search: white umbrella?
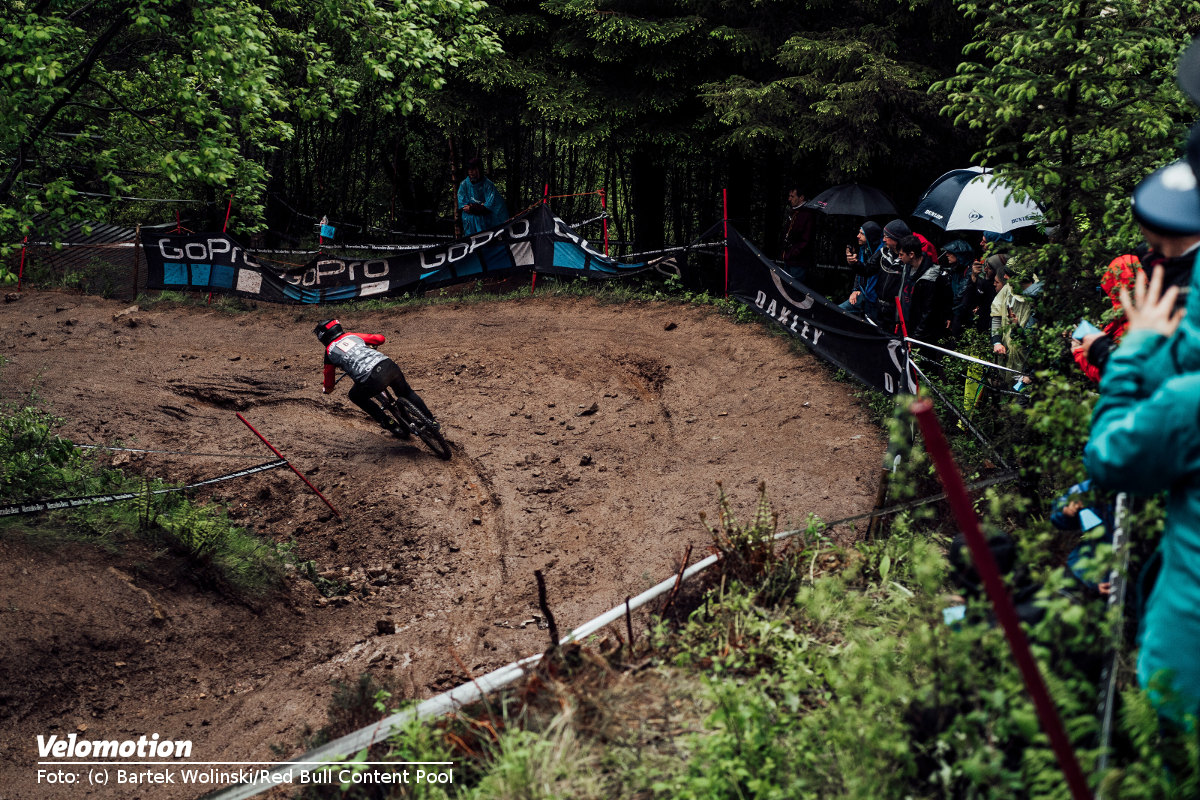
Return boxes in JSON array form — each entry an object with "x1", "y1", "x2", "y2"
[{"x1": 913, "y1": 167, "x2": 1043, "y2": 233}]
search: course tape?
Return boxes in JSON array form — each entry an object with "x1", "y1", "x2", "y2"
[
  {"x1": 908, "y1": 359, "x2": 1013, "y2": 471},
  {"x1": 202, "y1": 469, "x2": 1017, "y2": 800},
  {"x1": 903, "y1": 336, "x2": 1023, "y2": 374},
  {"x1": 0, "y1": 459, "x2": 287, "y2": 518}
]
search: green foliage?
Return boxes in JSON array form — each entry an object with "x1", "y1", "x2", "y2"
[
  {"x1": 934, "y1": 0, "x2": 1199, "y2": 317},
  {"x1": 0, "y1": 404, "x2": 85, "y2": 500},
  {"x1": 698, "y1": 0, "x2": 974, "y2": 182},
  {"x1": 0, "y1": 401, "x2": 285, "y2": 596},
  {"x1": 346, "y1": 453, "x2": 1187, "y2": 798},
  {"x1": 0, "y1": 0, "x2": 500, "y2": 251}
]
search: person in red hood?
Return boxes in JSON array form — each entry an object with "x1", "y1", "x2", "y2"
[
  {"x1": 314, "y1": 319, "x2": 437, "y2": 437},
  {"x1": 1072, "y1": 255, "x2": 1141, "y2": 383}
]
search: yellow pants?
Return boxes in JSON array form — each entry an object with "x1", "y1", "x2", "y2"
[{"x1": 964, "y1": 362, "x2": 984, "y2": 414}]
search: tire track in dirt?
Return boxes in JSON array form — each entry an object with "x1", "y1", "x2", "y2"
[{"x1": 0, "y1": 291, "x2": 887, "y2": 800}]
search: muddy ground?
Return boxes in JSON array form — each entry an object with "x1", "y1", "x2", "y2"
[{"x1": 0, "y1": 288, "x2": 886, "y2": 799}]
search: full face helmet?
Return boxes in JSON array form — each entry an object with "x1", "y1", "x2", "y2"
[{"x1": 314, "y1": 319, "x2": 344, "y2": 346}]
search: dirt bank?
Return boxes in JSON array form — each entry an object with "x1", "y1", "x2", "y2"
[{"x1": 0, "y1": 289, "x2": 885, "y2": 799}]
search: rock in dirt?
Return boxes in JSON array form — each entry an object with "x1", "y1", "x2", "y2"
[
  {"x1": 5, "y1": 292, "x2": 22, "y2": 303},
  {"x1": 576, "y1": 402, "x2": 599, "y2": 417},
  {"x1": 113, "y1": 305, "x2": 139, "y2": 320},
  {"x1": 375, "y1": 619, "x2": 396, "y2": 635}
]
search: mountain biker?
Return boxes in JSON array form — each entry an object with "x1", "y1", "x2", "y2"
[{"x1": 314, "y1": 319, "x2": 438, "y2": 438}]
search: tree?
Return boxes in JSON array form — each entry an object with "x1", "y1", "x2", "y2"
[
  {"x1": 934, "y1": 0, "x2": 1199, "y2": 309},
  {"x1": 698, "y1": 0, "x2": 975, "y2": 199},
  {"x1": 0, "y1": 0, "x2": 499, "y2": 251}
]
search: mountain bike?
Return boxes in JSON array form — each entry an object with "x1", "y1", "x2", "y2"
[{"x1": 378, "y1": 386, "x2": 451, "y2": 460}]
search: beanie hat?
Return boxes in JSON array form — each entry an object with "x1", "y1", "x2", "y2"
[
  {"x1": 984, "y1": 253, "x2": 1008, "y2": 275},
  {"x1": 882, "y1": 219, "x2": 911, "y2": 240},
  {"x1": 999, "y1": 257, "x2": 1032, "y2": 285}
]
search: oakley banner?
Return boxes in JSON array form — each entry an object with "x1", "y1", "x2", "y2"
[
  {"x1": 142, "y1": 206, "x2": 655, "y2": 304},
  {"x1": 722, "y1": 224, "x2": 915, "y2": 396}
]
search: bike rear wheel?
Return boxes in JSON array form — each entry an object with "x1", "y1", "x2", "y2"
[{"x1": 396, "y1": 397, "x2": 452, "y2": 460}]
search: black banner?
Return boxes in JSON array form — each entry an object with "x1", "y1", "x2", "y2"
[
  {"x1": 0, "y1": 459, "x2": 287, "y2": 517},
  {"x1": 143, "y1": 206, "x2": 656, "y2": 304},
  {"x1": 722, "y1": 224, "x2": 915, "y2": 396}
]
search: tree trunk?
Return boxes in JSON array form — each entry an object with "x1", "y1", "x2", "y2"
[{"x1": 630, "y1": 146, "x2": 665, "y2": 253}]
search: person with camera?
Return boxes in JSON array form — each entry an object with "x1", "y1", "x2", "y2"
[
  {"x1": 838, "y1": 221, "x2": 883, "y2": 321},
  {"x1": 457, "y1": 156, "x2": 509, "y2": 236}
]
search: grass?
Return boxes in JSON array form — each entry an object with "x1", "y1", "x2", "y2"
[
  {"x1": 0, "y1": 402, "x2": 290, "y2": 598},
  {"x1": 284, "y1": 462, "x2": 1191, "y2": 800}
]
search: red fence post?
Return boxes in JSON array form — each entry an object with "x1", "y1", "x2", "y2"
[
  {"x1": 722, "y1": 188, "x2": 729, "y2": 298},
  {"x1": 236, "y1": 413, "x2": 342, "y2": 520},
  {"x1": 600, "y1": 188, "x2": 609, "y2": 257},
  {"x1": 16, "y1": 235, "x2": 27, "y2": 292},
  {"x1": 910, "y1": 398, "x2": 1092, "y2": 800}
]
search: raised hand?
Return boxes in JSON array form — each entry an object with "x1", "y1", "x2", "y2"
[{"x1": 1119, "y1": 266, "x2": 1185, "y2": 338}]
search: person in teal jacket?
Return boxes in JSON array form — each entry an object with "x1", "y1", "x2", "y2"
[
  {"x1": 457, "y1": 157, "x2": 509, "y2": 236},
  {"x1": 1085, "y1": 159, "x2": 1200, "y2": 726}
]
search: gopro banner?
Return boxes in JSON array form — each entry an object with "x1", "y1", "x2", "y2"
[
  {"x1": 143, "y1": 206, "x2": 655, "y2": 304},
  {"x1": 721, "y1": 224, "x2": 915, "y2": 396}
]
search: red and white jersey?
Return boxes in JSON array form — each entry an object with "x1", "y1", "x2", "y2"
[{"x1": 322, "y1": 332, "x2": 387, "y2": 391}]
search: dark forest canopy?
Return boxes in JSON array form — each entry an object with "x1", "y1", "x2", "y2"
[{"x1": 2, "y1": 0, "x2": 1198, "y2": 274}]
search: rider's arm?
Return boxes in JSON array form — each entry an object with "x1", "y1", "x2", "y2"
[
  {"x1": 356, "y1": 332, "x2": 386, "y2": 347},
  {"x1": 322, "y1": 362, "x2": 336, "y2": 394}
]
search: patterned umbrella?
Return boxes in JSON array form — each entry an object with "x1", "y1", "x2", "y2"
[
  {"x1": 913, "y1": 167, "x2": 1043, "y2": 233},
  {"x1": 803, "y1": 183, "x2": 898, "y2": 217}
]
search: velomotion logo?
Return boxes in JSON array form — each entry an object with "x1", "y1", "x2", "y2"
[{"x1": 38, "y1": 733, "x2": 193, "y2": 759}]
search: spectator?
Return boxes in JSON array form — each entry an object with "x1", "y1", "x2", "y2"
[
  {"x1": 458, "y1": 156, "x2": 509, "y2": 236},
  {"x1": 990, "y1": 260, "x2": 1042, "y2": 364},
  {"x1": 945, "y1": 531, "x2": 1045, "y2": 627},
  {"x1": 1048, "y1": 480, "x2": 1114, "y2": 598},
  {"x1": 1084, "y1": 157, "x2": 1200, "y2": 727},
  {"x1": 1075, "y1": 171, "x2": 1200, "y2": 382},
  {"x1": 941, "y1": 240, "x2": 975, "y2": 337},
  {"x1": 781, "y1": 185, "x2": 817, "y2": 282},
  {"x1": 964, "y1": 253, "x2": 1005, "y2": 335},
  {"x1": 875, "y1": 219, "x2": 910, "y2": 332},
  {"x1": 839, "y1": 221, "x2": 883, "y2": 321},
  {"x1": 961, "y1": 254, "x2": 1005, "y2": 415},
  {"x1": 980, "y1": 229, "x2": 1013, "y2": 253},
  {"x1": 1071, "y1": 254, "x2": 1141, "y2": 383},
  {"x1": 896, "y1": 234, "x2": 949, "y2": 342}
]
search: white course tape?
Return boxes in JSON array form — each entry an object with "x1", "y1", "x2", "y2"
[
  {"x1": 201, "y1": 551, "x2": 721, "y2": 800},
  {"x1": 903, "y1": 336, "x2": 1024, "y2": 374}
]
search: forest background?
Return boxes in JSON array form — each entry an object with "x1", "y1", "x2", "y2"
[
  {"x1": 6, "y1": 0, "x2": 1198, "y2": 275},
  {"x1": 7, "y1": 0, "x2": 1200, "y2": 796}
]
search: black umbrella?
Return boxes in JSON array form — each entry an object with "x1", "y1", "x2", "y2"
[{"x1": 803, "y1": 183, "x2": 898, "y2": 217}]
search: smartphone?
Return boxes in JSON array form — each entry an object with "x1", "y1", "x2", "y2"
[{"x1": 1072, "y1": 319, "x2": 1102, "y2": 340}]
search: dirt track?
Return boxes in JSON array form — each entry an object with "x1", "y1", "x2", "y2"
[{"x1": 0, "y1": 288, "x2": 885, "y2": 799}]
